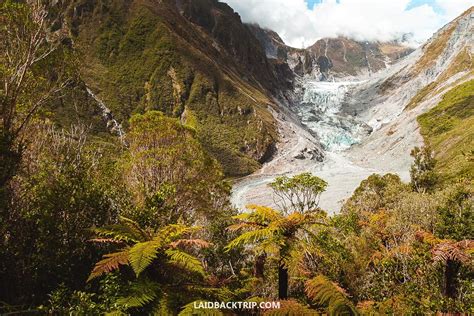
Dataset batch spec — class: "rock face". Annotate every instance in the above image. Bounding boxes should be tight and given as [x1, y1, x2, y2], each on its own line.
[65, 0, 294, 176]
[248, 24, 413, 80]
[307, 38, 413, 79]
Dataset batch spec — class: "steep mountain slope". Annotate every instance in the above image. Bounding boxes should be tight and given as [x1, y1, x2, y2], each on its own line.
[65, 0, 291, 176]
[347, 6, 473, 180]
[234, 7, 473, 212]
[248, 24, 413, 80]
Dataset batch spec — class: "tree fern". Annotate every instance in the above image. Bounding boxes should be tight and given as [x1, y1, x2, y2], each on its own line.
[88, 249, 130, 281]
[305, 275, 358, 316]
[116, 278, 160, 308]
[432, 239, 473, 264]
[165, 249, 205, 276]
[89, 219, 211, 313]
[128, 240, 163, 276]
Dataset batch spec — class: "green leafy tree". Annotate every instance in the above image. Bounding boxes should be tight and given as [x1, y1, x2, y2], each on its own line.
[410, 146, 438, 193]
[0, 124, 116, 305]
[269, 172, 328, 213]
[123, 111, 229, 227]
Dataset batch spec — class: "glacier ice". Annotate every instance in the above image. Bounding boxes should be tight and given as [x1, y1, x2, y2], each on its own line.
[296, 80, 368, 152]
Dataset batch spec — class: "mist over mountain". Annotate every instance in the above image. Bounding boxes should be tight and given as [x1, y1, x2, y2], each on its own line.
[224, 0, 473, 48]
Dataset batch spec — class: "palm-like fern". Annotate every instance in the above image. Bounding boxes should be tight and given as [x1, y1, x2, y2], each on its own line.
[89, 217, 208, 280]
[305, 275, 358, 316]
[226, 205, 325, 253]
[88, 216, 210, 311]
[416, 230, 473, 299]
[226, 205, 326, 299]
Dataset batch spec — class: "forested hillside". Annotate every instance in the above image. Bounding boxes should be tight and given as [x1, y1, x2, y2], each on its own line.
[0, 1, 472, 315]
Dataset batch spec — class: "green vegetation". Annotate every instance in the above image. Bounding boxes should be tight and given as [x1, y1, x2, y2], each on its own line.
[418, 79, 474, 181]
[269, 172, 328, 213]
[73, 0, 277, 176]
[0, 1, 472, 315]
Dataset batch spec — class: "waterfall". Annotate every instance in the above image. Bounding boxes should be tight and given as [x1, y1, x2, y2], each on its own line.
[86, 87, 126, 145]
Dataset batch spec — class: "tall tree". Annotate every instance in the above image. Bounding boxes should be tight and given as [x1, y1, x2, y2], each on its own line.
[1, 0, 68, 188]
[122, 111, 229, 227]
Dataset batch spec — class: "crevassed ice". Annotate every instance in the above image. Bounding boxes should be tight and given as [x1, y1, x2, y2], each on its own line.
[298, 80, 362, 152]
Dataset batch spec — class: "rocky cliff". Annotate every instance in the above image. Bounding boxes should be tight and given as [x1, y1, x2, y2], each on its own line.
[248, 24, 413, 80]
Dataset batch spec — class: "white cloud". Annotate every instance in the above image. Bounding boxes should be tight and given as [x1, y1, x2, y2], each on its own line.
[223, 0, 473, 48]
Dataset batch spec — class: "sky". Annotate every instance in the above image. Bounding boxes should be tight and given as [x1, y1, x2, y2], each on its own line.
[223, 0, 473, 48]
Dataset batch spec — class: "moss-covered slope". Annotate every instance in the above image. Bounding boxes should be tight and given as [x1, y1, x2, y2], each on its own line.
[418, 79, 474, 181]
[65, 0, 285, 176]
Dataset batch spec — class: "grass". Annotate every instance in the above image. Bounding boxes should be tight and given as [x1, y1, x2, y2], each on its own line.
[417, 79, 474, 181]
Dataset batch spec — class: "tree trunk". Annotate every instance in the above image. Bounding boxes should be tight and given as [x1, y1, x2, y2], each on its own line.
[444, 259, 460, 299]
[278, 259, 288, 299]
[254, 253, 266, 279]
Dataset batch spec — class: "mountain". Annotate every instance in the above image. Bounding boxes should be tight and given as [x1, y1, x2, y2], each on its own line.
[347, 6, 473, 181]
[236, 7, 473, 212]
[307, 37, 413, 78]
[64, 0, 293, 176]
[248, 24, 413, 80]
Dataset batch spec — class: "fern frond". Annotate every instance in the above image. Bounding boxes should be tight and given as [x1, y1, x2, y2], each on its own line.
[225, 227, 277, 251]
[227, 222, 265, 232]
[178, 301, 224, 315]
[165, 249, 205, 276]
[170, 239, 211, 249]
[93, 224, 143, 243]
[116, 278, 159, 308]
[89, 238, 124, 244]
[129, 240, 162, 276]
[119, 216, 150, 241]
[158, 224, 202, 242]
[104, 311, 127, 316]
[305, 275, 358, 316]
[232, 205, 282, 223]
[151, 295, 174, 316]
[88, 249, 130, 282]
[433, 240, 474, 264]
